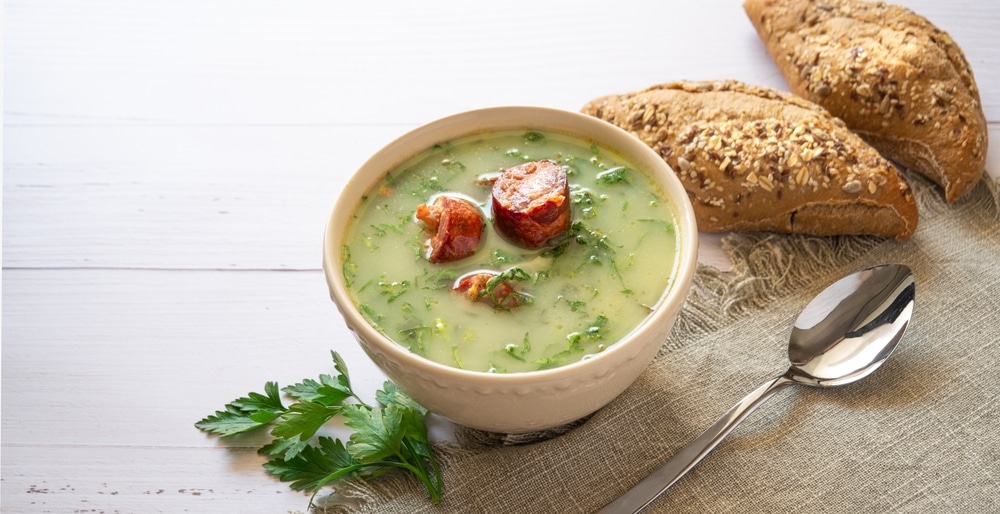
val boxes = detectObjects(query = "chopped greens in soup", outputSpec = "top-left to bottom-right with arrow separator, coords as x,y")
343,130 -> 680,373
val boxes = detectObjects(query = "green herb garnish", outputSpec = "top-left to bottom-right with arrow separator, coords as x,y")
489,248 -> 518,266
571,221 -> 616,266
556,295 -> 588,311
595,166 -> 631,185
399,324 -> 433,354
503,343 -> 526,362
523,131 -> 545,143
571,187 -> 605,220
358,303 -> 381,324
195,352 -> 444,508
479,267 -> 535,308
377,278 -> 410,303
415,174 -> 444,195
420,268 -> 459,290
440,158 -> 466,173
342,245 -> 357,288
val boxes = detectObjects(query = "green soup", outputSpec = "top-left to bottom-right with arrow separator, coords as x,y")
343,130 -> 680,373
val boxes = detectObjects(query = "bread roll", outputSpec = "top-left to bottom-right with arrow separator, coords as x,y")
582,80 -> 918,240
744,0 -> 987,203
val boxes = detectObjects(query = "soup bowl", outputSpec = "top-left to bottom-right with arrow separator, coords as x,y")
323,106 -> 698,433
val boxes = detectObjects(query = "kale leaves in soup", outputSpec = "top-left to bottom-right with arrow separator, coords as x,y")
343,130 -> 679,373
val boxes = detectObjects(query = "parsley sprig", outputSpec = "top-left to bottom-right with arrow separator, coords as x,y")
195,351 -> 443,507
479,267 -> 535,307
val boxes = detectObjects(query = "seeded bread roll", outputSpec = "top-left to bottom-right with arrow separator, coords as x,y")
582,80 -> 918,240
744,0 -> 987,203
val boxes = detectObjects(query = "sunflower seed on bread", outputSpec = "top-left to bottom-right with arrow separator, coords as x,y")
744,0 -> 987,203
582,80 -> 918,240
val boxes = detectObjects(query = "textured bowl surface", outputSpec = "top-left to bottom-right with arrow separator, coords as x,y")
323,106 -> 698,433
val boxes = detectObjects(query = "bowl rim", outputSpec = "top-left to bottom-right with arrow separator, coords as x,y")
323,105 -> 699,385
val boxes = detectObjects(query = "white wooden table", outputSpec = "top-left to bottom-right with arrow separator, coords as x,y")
3,1 -> 997,512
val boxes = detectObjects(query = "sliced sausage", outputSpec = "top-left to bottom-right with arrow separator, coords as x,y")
453,272 -> 523,310
415,195 -> 484,263
491,159 -> 570,248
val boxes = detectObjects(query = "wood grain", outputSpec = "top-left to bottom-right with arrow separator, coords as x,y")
3,0 -> 997,512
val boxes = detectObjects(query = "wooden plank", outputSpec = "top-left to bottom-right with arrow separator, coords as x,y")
6,0 -> 996,127
0,445 -> 312,513
0,268 -> 390,448
2,125 -> 408,269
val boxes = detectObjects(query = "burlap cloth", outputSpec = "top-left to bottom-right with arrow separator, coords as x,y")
325,174 -> 1000,513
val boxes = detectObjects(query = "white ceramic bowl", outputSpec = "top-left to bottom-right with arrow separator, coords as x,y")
323,106 -> 698,433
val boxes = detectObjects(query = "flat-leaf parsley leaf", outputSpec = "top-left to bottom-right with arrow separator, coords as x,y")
195,351 -> 443,507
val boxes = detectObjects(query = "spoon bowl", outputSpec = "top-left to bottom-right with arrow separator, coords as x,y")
788,263 -> 915,386
600,263 -> 915,513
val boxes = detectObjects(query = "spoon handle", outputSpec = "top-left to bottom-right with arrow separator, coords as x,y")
599,374 -> 796,514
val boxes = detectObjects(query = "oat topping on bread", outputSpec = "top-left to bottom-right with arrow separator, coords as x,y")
744,0 -> 988,202
583,80 -> 919,240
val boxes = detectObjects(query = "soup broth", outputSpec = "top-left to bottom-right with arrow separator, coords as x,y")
343,130 -> 680,373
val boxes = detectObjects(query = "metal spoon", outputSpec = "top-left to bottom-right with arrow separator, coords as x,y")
600,263 -> 915,513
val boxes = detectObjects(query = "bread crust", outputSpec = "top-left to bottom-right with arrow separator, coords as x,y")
744,0 -> 987,203
582,80 -> 918,240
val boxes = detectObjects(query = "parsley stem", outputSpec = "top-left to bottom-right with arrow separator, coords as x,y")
380,458 -> 443,504
407,438 -> 444,501
388,437 -> 443,503
307,463 -> 374,509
